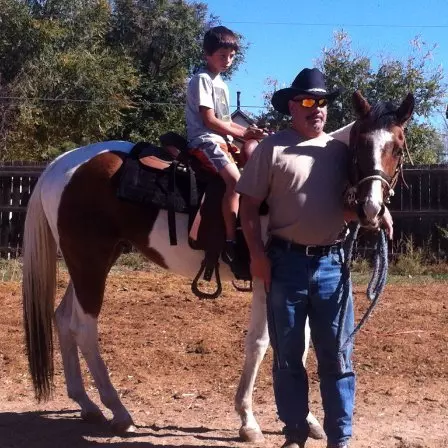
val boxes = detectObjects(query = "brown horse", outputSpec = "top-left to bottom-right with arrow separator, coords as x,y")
22,91 -> 414,436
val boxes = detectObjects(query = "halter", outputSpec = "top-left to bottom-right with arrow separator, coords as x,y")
345,125 -> 410,216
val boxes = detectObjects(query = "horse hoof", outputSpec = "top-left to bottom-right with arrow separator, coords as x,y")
111,419 -> 136,434
308,422 -> 326,440
81,410 -> 106,424
239,426 -> 265,443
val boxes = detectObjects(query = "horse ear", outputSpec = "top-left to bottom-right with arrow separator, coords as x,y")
396,93 -> 415,126
352,90 -> 371,118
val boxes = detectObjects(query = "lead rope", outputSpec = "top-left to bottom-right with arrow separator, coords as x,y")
336,224 -> 389,371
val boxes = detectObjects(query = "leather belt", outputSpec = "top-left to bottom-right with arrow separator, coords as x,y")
269,236 -> 342,257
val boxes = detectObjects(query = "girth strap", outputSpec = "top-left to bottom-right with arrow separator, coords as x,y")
167,161 -> 178,245
167,160 -> 198,246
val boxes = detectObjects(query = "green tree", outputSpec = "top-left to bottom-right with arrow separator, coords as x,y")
107,0 -> 245,143
0,0 -> 43,156
10,46 -> 138,160
255,77 -> 291,132
0,0 -> 41,83
318,31 -> 371,131
256,31 -> 447,165
1,0 -> 246,161
319,31 -> 446,164
106,0 -> 209,142
1,0 -> 138,160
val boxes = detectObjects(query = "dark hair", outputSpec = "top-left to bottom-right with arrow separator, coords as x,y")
203,26 -> 239,55
370,101 -> 400,129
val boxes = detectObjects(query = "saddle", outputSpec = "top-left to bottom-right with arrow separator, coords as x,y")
116,133 -> 251,299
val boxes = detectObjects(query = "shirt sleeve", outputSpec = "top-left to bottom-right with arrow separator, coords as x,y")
236,138 -> 275,200
194,74 -> 215,110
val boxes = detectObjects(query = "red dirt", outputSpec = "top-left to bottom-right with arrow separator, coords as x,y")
0,268 -> 447,448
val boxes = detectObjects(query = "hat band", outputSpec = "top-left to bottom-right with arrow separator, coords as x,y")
304,88 -> 327,94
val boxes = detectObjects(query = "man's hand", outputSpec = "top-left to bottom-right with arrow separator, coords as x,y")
381,206 -> 393,240
250,252 -> 271,292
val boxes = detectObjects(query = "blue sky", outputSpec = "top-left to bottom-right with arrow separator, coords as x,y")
203,0 -> 448,127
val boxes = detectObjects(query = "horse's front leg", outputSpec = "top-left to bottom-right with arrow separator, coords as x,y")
303,323 -> 326,440
235,279 -> 269,443
235,279 -> 325,442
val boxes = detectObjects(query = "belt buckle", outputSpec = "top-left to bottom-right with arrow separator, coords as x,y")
305,245 -> 316,256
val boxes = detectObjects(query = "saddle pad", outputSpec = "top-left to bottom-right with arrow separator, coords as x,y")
117,156 -> 199,213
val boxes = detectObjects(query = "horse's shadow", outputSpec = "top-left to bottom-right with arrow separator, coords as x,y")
0,409 -> 245,447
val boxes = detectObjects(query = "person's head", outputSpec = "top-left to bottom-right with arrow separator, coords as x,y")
203,26 -> 239,74
271,68 -> 339,139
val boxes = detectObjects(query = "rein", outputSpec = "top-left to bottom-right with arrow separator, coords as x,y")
336,225 -> 389,372
336,120 -> 410,369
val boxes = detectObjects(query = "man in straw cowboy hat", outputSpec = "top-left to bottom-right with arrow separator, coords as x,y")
236,68 -> 393,448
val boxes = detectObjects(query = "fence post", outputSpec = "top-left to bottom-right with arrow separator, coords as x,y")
0,162 -> 46,258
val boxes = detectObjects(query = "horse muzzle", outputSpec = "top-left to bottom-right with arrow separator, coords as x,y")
357,202 -> 385,229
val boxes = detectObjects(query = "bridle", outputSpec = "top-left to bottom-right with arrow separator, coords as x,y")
345,123 -> 412,219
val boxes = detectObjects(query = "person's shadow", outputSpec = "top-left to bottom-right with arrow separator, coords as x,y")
0,409 -> 246,447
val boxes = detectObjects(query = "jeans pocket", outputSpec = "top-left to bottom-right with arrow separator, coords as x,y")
266,242 -> 285,266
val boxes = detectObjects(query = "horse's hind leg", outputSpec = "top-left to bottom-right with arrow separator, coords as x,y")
61,243 -> 135,433
55,282 -> 106,423
69,291 -> 135,433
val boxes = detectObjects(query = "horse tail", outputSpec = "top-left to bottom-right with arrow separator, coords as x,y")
22,172 -> 57,401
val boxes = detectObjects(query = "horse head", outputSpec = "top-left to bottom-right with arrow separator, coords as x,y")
347,90 -> 415,229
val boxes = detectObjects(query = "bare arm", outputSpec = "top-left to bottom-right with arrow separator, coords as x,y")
240,194 -> 271,290
200,107 -> 245,139
200,108 -> 267,140
240,195 -> 265,257
381,206 -> 393,240
230,121 -> 249,134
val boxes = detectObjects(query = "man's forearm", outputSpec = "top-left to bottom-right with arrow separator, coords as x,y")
240,197 -> 265,257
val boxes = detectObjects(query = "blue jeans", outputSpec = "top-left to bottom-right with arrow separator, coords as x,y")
266,240 -> 355,446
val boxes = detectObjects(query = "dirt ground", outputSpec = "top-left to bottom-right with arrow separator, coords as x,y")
0,267 -> 447,448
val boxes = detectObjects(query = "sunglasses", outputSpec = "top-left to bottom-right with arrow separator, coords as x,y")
292,98 -> 328,108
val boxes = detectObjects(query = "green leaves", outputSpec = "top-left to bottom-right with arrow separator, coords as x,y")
1,1 -> 243,161
1,0 -> 139,159
0,0 -> 41,83
320,31 -> 446,165
105,0 -> 211,143
13,47 -> 138,157
405,123 -> 445,165
256,30 -> 446,165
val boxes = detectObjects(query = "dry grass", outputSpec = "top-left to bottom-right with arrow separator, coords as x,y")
0,258 -> 22,282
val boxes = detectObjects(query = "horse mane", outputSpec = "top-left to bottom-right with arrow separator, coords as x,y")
369,101 -> 400,128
